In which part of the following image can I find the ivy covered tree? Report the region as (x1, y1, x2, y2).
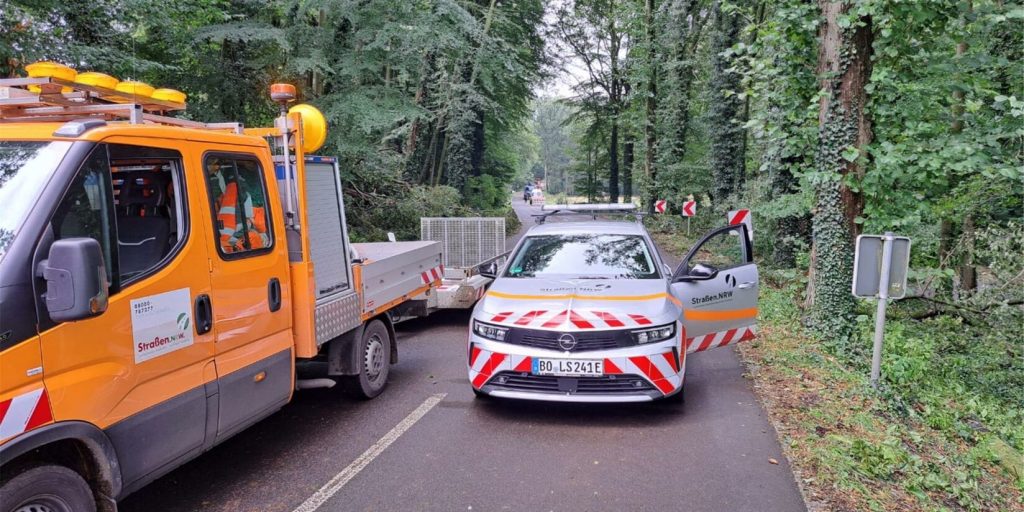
(707, 0, 747, 207)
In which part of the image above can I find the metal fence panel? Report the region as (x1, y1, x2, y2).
(421, 217, 505, 268)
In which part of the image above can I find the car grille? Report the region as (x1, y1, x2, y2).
(505, 327, 634, 352)
(485, 371, 656, 395)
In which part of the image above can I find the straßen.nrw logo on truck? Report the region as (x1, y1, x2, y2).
(131, 288, 195, 364)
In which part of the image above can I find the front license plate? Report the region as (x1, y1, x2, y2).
(532, 358, 603, 377)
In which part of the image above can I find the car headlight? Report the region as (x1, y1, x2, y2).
(630, 323, 675, 344)
(473, 320, 509, 342)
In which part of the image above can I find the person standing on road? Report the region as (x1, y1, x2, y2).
(523, 183, 533, 204)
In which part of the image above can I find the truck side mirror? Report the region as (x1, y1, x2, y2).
(42, 238, 109, 322)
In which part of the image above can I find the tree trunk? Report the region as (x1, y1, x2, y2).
(807, 1, 872, 340)
(644, 0, 658, 214)
(960, 215, 977, 293)
(608, 11, 622, 204)
(817, 3, 871, 235)
(609, 117, 620, 203)
(470, 109, 485, 178)
(951, 0, 975, 294)
(623, 137, 634, 202)
(708, 1, 746, 206)
(664, 0, 703, 166)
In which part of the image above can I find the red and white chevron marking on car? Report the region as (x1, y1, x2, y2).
(419, 264, 445, 285)
(685, 326, 757, 353)
(486, 309, 654, 329)
(469, 347, 682, 395)
(0, 388, 53, 442)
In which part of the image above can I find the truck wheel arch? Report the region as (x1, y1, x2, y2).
(327, 313, 398, 376)
(0, 421, 122, 509)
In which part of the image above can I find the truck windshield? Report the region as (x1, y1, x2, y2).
(504, 234, 660, 279)
(0, 141, 73, 260)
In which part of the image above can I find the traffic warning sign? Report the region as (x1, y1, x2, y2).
(728, 209, 753, 241)
(682, 201, 696, 217)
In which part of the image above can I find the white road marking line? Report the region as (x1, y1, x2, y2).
(292, 393, 447, 512)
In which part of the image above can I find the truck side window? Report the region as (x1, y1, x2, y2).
(50, 144, 188, 291)
(109, 144, 187, 284)
(204, 155, 273, 257)
(51, 146, 118, 287)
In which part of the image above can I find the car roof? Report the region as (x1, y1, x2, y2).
(524, 220, 649, 237)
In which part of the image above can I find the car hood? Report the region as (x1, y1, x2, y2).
(477, 277, 680, 330)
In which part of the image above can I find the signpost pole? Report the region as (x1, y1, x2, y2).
(870, 232, 895, 388)
(687, 217, 691, 237)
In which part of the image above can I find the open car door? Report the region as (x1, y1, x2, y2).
(670, 224, 758, 353)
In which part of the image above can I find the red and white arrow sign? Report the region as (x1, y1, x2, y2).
(728, 208, 753, 241)
(682, 201, 696, 217)
(655, 199, 666, 213)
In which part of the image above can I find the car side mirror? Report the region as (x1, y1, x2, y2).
(42, 238, 109, 322)
(479, 262, 499, 280)
(674, 263, 719, 282)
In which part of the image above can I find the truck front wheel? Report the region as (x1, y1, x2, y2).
(0, 464, 96, 512)
(345, 319, 391, 399)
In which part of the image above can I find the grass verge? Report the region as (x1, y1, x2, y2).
(741, 284, 1022, 511)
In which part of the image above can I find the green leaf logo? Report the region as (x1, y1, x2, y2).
(177, 312, 190, 331)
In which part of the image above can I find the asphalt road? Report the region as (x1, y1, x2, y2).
(121, 198, 805, 512)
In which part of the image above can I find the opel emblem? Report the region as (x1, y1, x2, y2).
(557, 333, 577, 351)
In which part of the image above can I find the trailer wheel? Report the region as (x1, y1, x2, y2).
(0, 464, 96, 512)
(345, 319, 391, 399)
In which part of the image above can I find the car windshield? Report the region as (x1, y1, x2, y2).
(0, 141, 73, 260)
(504, 234, 660, 279)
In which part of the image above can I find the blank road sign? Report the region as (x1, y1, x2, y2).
(853, 234, 911, 299)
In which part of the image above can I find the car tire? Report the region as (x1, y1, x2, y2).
(344, 320, 391, 400)
(665, 386, 685, 404)
(0, 464, 96, 512)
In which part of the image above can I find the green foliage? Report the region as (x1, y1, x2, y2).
(3, 0, 548, 240)
(752, 285, 1024, 510)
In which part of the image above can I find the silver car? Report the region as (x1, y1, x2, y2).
(468, 214, 758, 402)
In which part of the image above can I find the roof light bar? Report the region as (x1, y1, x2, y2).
(540, 203, 639, 212)
(533, 203, 644, 224)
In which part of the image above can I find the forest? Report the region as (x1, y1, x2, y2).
(3, 0, 1022, 508)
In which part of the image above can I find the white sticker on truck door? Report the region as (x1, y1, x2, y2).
(131, 288, 194, 364)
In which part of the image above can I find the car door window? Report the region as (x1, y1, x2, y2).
(680, 225, 751, 274)
(204, 155, 273, 257)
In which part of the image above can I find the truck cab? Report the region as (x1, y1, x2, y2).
(0, 68, 442, 511)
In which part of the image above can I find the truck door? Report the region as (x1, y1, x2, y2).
(669, 224, 759, 353)
(36, 140, 216, 491)
(198, 150, 292, 442)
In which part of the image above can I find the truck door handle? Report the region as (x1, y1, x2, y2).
(268, 278, 282, 312)
(194, 294, 212, 334)
(737, 282, 755, 289)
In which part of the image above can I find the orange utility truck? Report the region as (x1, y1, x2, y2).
(0, 63, 443, 511)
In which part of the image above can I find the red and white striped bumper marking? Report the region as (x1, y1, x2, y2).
(469, 349, 682, 396)
(0, 388, 53, 442)
(487, 309, 653, 329)
(420, 264, 445, 285)
(685, 326, 757, 353)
